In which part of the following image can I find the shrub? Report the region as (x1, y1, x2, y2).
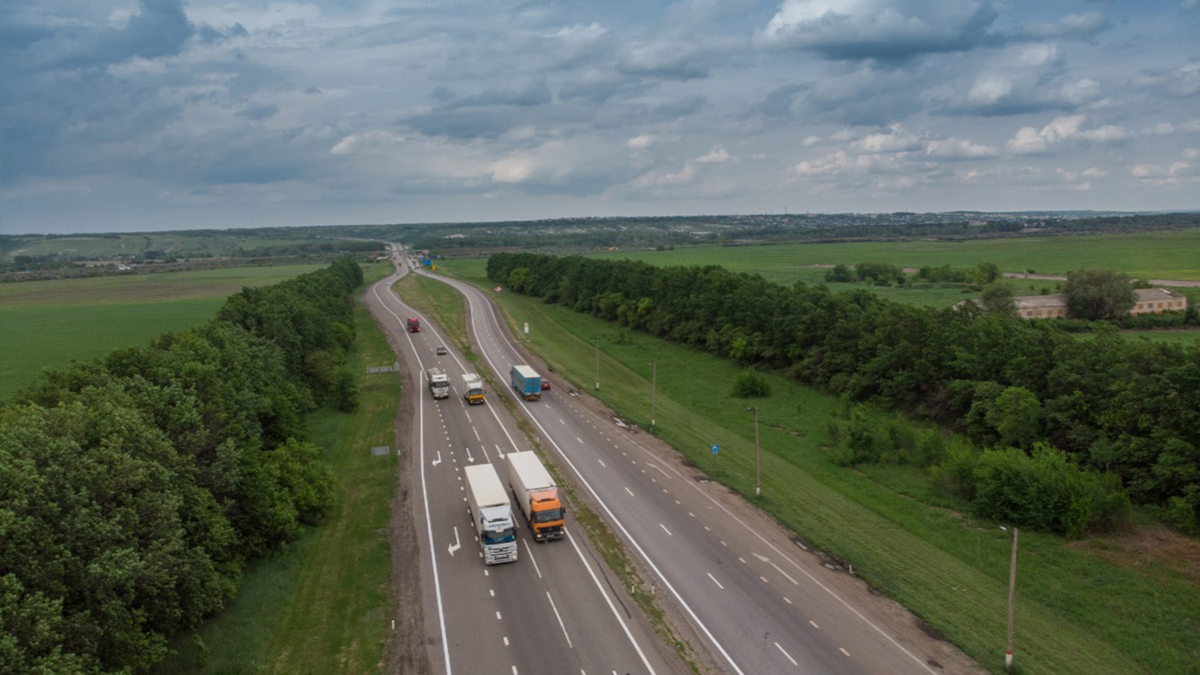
(732, 368, 771, 398)
(942, 443, 1128, 538)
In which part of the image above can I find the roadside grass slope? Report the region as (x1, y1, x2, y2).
(436, 256, 1200, 675)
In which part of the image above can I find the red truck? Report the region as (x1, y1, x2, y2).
(407, 317, 420, 332)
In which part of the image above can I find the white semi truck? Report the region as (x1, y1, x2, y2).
(464, 463, 518, 564)
(427, 367, 450, 399)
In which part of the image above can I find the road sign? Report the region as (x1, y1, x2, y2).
(711, 444, 719, 455)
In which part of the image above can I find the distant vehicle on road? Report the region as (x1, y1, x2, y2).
(407, 317, 420, 332)
(541, 379, 551, 391)
(436, 345, 447, 355)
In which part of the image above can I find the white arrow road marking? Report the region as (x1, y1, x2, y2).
(432, 451, 442, 467)
(495, 444, 506, 459)
(645, 462, 671, 479)
(752, 552, 800, 586)
(465, 445, 475, 462)
(448, 527, 461, 556)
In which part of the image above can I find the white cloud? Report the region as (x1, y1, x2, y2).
(329, 130, 404, 156)
(968, 76, 1014, 106)
(925, 137, 999, 159)
(1006, 115, 1126, 154)
(854, 125, 922, 153)
(627, 134, 656, 149)
(696, 146, 731, 163)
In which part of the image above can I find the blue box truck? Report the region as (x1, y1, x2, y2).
(510, 365, 542, 401)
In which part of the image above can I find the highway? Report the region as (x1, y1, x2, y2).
(363, 258, 690, 675)
(398, 256, 987, 675)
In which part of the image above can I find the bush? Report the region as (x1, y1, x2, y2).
(937, 443, 1128, 538)
(732, 368, 771, 398)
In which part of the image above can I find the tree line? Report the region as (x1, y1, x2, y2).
(487, 253, 1200, 535)
(0, 257, 363, 674)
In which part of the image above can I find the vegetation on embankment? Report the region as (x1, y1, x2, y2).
(155, 260, 398, 675)
(435, 256, 1200, 675)
(1, 258, 369, 675)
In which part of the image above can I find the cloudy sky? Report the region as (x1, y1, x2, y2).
(2, 0, 1199, 234)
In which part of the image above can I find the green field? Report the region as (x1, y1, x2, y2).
(2, 232, 326, 261)
(589, 231, 1200, 332)
(436, 256, 1200, 675)
(154, 261, 398, 675)
(0, 264, 327, 399)
(598, 229, 1200, 284)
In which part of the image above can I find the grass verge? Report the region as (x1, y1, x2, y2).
(154, 261, 398, 675)
(436, 257, 1199, 675)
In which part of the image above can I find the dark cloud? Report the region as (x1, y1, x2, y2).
(754, 83, 810, 118)
(404, 107, 528, 139)
(48, 0, 196, 69)
(1016, 12, 1109, 40)
(236, 103, 280, 120)
(756, 0, 1000, 63)
(615, 44, 715, 80)
(439, 80, 553, 109)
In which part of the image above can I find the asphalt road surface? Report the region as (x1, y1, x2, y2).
(365, 256, 689, 675)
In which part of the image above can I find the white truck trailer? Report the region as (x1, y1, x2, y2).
(464, 463, 518, 564)
(507, 451, 565, 541)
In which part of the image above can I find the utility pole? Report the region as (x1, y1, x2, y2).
(594, 336, 600, 390)
(649, 362, 657, 428)
(746, 406, 761, 496)
(1006, 526, 1019, 672)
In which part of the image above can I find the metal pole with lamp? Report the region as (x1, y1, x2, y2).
(746, 406, 761, 496)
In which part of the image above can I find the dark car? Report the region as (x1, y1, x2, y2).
(436, 345, 447, 355)
(540, 379, 550, 391)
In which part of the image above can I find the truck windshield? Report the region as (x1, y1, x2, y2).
(482, 527, 515, 545)
(533, 508, 564, 523)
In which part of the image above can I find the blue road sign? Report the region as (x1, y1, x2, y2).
(711, 444, 719, 455)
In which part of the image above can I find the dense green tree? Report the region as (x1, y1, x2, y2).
(487, 252, 1200, 532)
(979, 282, 1016, 315)
(1063, 269, 1136, 320)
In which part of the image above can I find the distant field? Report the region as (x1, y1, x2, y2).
(0, 263, 327, 306)
(0, 263, 326, 399)
(3, 232, 325, 261)
(586, 232, 1200, 326)
(597, 230, 1200, 285)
